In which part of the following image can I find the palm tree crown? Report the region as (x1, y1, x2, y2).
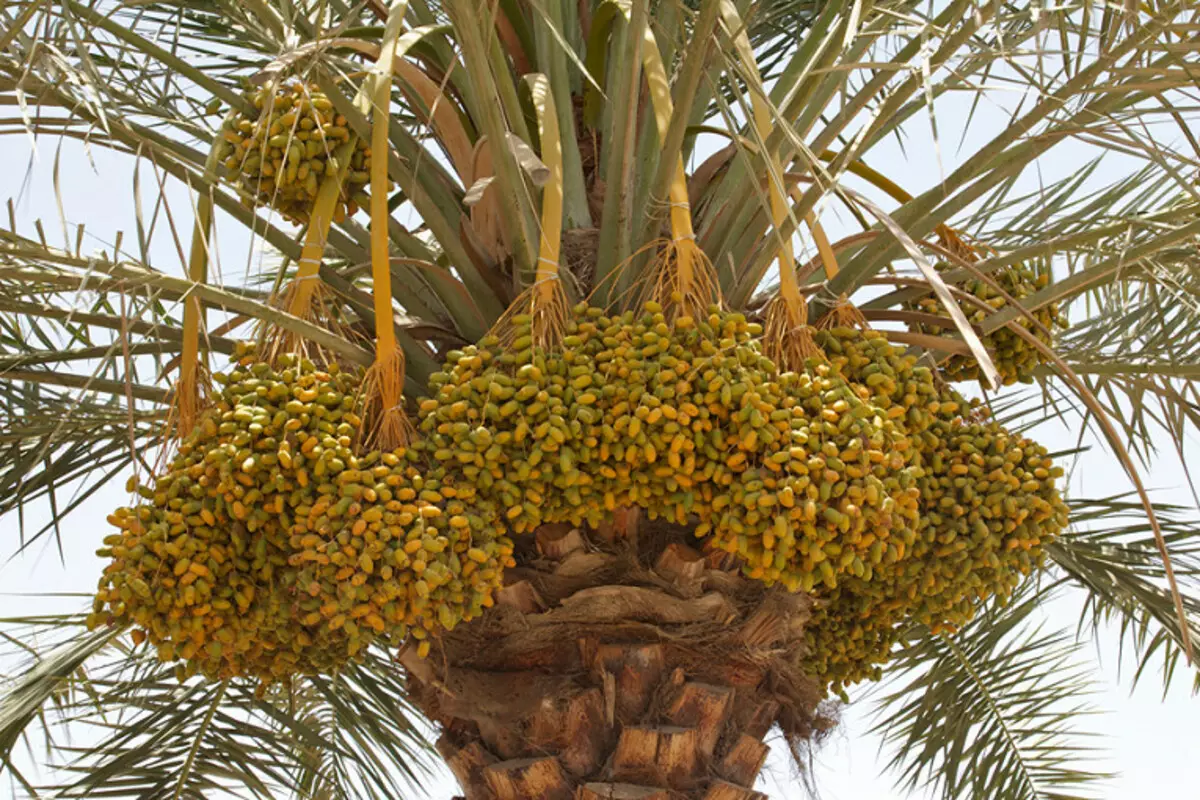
(1, 1, 1199, 798)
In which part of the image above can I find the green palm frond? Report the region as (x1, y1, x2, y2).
(287, 663, 436, 799)
(0, 616, 435, 799)
(1048, 497, 1200, 695)
(0, 616, 114, 787)
(0, 383, 154, 554)
(1046, 271, 1200, 470)
(872, 588, 1109, 800)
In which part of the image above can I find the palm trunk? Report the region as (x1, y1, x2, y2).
(403, 513, 828, 799)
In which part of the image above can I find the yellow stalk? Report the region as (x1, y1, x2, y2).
(638, 24, 717, 318)
(491, 73, 569, 350)
(817, 149, 914, 205)
(529, 74, 564, 311)
(805, 211, 840, 280)
(360, 0, 413, 452)
(720, 0, 816, 367)
(282, 137, 359, 321)
(176, 121, 229, 438)
(721, 1, 798, 314)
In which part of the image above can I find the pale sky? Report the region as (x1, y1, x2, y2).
(3, 42, 1199, 798)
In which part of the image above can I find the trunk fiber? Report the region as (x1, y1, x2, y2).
(403, 513, 828, 800)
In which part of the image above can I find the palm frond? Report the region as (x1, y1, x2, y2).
(0, 616, 436, 799)
(1048, 497, 1200, 695)
(0, 618, 114, 774)
(872, 588, 1109, 800)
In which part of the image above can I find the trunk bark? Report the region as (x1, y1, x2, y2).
(403, 515, 828, 799)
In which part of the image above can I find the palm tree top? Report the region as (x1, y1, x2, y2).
(1, 1, 1199, 798)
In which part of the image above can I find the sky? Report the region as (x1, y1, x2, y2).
(2, 20, 1200, 800)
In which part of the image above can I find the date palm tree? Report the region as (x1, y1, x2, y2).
(1, 1, 1199, 798)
